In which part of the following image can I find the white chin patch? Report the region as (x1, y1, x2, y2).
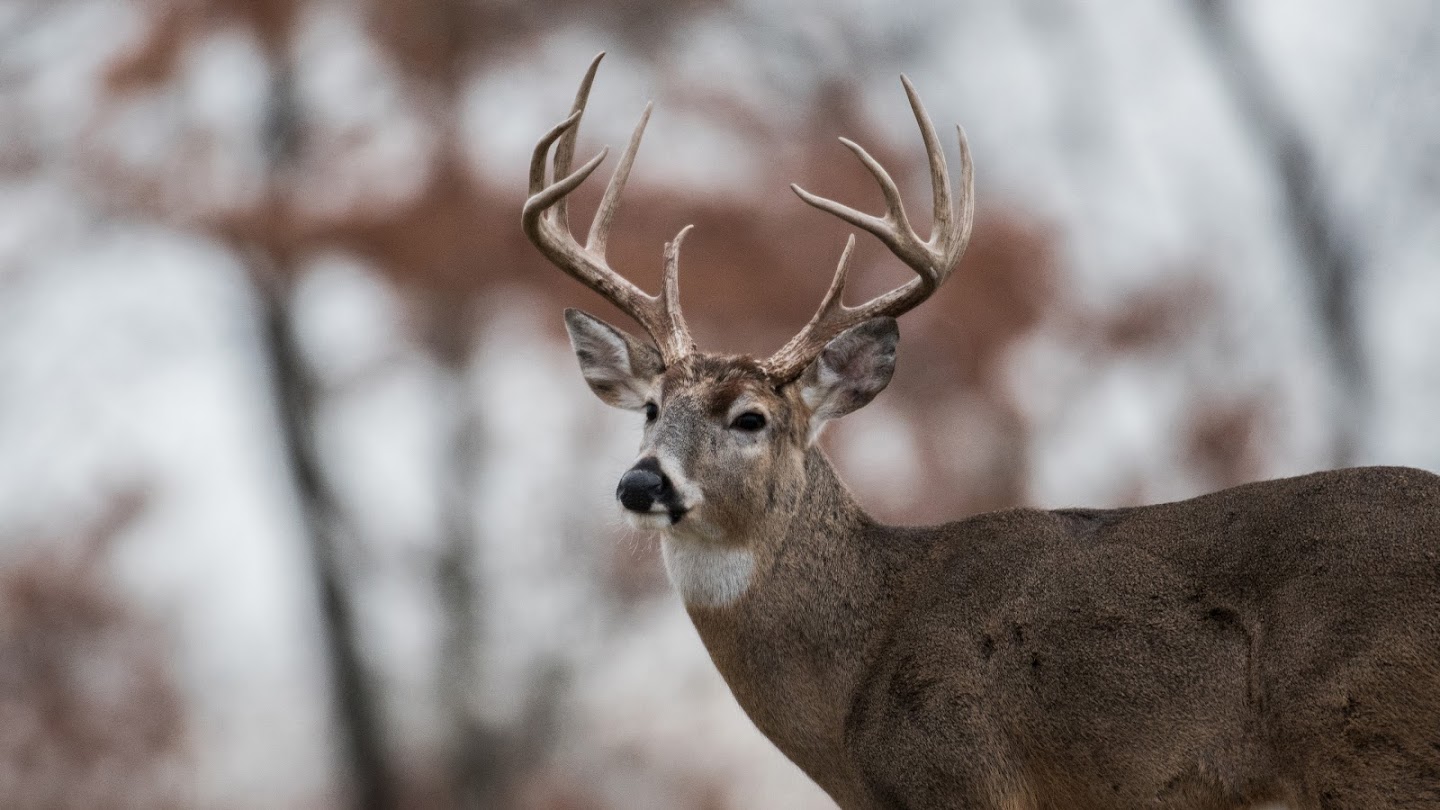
(661, 538, 754, 608)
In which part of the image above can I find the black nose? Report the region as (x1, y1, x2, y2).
(617, 458, 672, 513)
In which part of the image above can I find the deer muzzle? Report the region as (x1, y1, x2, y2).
(617, 457, 686, 522)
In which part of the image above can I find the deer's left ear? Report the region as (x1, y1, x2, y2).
(797, 317, 898, 442)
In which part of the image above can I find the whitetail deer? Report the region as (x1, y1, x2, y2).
(523, 54, 1440, 810)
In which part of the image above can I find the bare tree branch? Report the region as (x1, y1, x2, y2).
(1189, 0, 1369, 466)
(253, 260, 396, 810)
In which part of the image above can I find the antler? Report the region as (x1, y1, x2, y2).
(761, 76, 975, 381)
(522, 53, 696, 364)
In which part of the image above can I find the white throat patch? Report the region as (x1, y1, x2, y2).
(661, 538, 755, 608)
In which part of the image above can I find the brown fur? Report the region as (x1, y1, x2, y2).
(637, 357, 1440, 810)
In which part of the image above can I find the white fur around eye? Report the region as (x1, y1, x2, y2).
(726, 401, 769, 427)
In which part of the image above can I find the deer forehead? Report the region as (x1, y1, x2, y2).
(658, 354, 788, 417)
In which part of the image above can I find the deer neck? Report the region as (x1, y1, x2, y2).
(661, 448, 901, 798)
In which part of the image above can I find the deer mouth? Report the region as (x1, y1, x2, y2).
(623, 504, 690, 531)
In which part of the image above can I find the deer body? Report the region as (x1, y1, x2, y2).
(681, 447, 1440, 809)
(524, 54, 1440, 809)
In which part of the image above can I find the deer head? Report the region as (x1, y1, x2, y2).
(523, 53, 973, 549)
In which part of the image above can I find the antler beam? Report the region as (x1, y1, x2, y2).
(522, 53, 695, 364)
(761, 76, 975, 381)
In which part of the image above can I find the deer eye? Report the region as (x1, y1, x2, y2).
(644, 402, 658, 422)
(730, 411, 766, 432)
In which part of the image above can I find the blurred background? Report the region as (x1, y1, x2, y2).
(1, 0, 1438, 807)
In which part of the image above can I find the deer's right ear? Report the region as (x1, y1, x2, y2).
(797, 317, 898, 442)
(563, 308, 664, 410)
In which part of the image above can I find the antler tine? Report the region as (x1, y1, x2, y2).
(527, 110, 585, 200)
(762, 77, 975, 382)
(521, 53, 695, 364)
(902, 75, 952, 252)
(588, 101, 653, 256)
(952, 123, 976, 264)
(525, 138, 609, 214)
(812, 234, 857, 323)
(661, 225, 696, 354)
(551, 53, 604, 230)
(763, 236, 857, 374)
